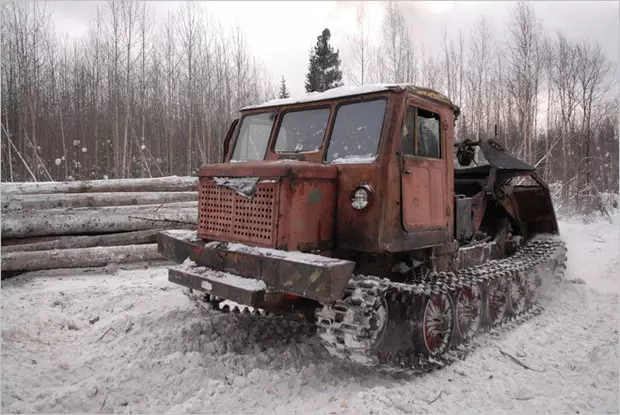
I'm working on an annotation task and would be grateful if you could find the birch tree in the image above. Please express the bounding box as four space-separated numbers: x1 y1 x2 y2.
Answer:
344 1 371 86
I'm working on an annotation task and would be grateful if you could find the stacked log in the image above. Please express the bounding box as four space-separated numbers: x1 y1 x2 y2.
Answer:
1 176 199 273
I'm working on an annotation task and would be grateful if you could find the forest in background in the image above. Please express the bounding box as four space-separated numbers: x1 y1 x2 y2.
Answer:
342 1 618 210
1 1 275 182
1 0 618 212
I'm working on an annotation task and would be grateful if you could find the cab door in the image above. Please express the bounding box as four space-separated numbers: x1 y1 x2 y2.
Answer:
400 100 448 232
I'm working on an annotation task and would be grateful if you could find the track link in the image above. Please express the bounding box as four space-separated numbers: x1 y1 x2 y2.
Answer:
185 291 271 316
315 236 568 374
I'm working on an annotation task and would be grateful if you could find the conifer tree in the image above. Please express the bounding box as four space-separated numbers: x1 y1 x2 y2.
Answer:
279 76 290 98
305 28 343 93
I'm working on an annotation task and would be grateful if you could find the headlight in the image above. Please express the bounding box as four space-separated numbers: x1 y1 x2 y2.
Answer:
351 184 372 210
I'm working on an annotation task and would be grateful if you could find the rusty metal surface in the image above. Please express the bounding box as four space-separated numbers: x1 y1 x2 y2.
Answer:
401 158 446 230
168 267 266 307
375 93 455 252
157 231 193 263
454 197 474 240
456 241 502 270
168 267 203 291
333 164 383 252
400 96 451 234
197 170 337 252
432 241 459 272
509 185 559 237
222 119 239 163
240 85 457 114
524 171 560 235
276 177 336 252
472 194 488 233
159 229 355 302
216 88 460 255
331 97 400 253
198 161 339 252
198 177 279 248
163 84 564 312
199 160 338 180
191 242 354 302
195 85 557 275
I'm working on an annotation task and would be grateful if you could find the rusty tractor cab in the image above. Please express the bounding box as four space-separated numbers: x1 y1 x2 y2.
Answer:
158 84 565 365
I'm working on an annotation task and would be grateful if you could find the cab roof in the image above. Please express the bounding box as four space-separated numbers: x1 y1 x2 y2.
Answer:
241 83 458 113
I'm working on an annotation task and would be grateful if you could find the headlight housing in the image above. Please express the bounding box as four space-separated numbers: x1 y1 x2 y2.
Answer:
351 184 372 210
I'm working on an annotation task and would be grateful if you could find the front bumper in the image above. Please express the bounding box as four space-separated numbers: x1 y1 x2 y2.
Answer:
157 230 355 305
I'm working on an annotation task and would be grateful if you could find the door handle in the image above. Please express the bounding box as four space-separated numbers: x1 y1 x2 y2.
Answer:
404 170 413 175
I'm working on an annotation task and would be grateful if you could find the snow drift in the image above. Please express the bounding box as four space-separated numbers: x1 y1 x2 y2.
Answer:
1 211 618 414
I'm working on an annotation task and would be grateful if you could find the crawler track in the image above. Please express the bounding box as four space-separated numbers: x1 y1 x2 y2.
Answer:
315 236 567 374
185 236 567 374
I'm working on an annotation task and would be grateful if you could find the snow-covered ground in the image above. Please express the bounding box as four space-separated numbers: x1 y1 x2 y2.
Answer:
2 212 619 414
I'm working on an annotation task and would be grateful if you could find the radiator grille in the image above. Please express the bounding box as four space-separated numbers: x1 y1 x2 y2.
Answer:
198 178 278 247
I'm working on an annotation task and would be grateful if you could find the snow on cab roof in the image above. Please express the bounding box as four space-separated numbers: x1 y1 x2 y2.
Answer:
241 83 455 111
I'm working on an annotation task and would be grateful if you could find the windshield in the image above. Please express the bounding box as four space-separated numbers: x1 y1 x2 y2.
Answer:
274 108 330 153
325 99 387 163
230 112 274 162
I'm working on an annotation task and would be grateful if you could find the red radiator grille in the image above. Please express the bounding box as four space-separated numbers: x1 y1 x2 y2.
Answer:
198 178 278 247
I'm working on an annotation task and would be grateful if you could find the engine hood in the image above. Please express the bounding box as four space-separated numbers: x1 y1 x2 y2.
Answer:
198 160 338 180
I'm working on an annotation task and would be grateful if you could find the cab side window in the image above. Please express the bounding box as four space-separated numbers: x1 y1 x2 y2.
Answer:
417 108 441 158
401 107 416 155
401 106 442 159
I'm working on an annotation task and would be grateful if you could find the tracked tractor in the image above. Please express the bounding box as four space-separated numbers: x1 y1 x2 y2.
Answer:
157 84 567 369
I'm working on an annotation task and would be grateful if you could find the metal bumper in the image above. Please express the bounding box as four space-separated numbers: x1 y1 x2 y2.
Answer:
168 266 267 307
157 230 355 304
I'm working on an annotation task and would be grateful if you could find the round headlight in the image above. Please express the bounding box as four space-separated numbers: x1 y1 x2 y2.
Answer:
352 187 369 210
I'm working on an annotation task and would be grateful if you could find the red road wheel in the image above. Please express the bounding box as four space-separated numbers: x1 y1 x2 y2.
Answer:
486 277 508 325
456 284 482 340
369 298 389 350
508 270 527 315
525 267 541 305
421 292 455 356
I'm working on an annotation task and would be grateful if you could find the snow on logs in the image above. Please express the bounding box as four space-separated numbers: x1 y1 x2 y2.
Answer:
1 175 197 195
1 244 162 272
1 176 199 272
2 205 197 238
1 191 198 211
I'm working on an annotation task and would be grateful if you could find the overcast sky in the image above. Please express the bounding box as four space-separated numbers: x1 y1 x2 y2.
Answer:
50 1 619 97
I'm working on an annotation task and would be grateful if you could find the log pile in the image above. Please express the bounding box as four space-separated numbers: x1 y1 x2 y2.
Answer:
1 176 199 273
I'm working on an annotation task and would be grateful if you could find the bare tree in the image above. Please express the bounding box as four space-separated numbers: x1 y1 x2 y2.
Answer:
505 1 543 163
1 0 275 181
344 1 371 86
2 0 617 216
177 1 203 175
575 40 613 190
379 1 414 83
550 32 580 201
161 10 179 175
418 44 442 90
468 16 493 141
